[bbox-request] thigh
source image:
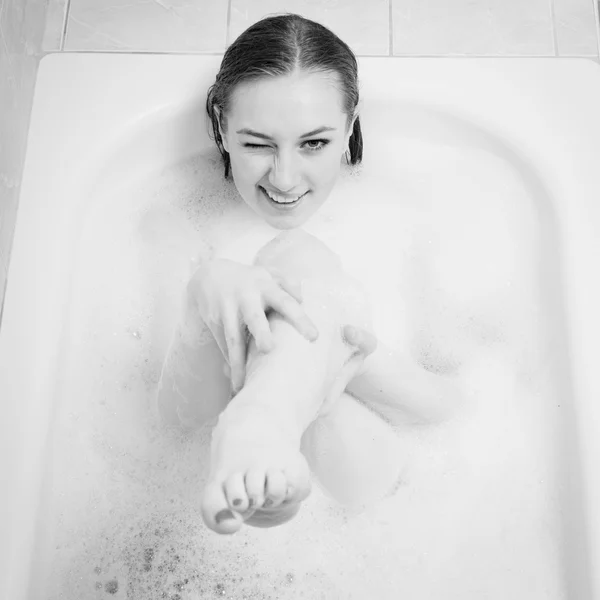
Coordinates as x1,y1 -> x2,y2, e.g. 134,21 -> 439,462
156,297 -> 231,430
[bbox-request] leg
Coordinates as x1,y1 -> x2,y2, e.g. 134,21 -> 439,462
301,392 -> 407,507
156,290 -> 231,431
154,228 -> 366,432
201,230 -> 374,533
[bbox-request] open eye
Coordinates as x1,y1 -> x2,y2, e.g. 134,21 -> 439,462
303,139 -> 330,152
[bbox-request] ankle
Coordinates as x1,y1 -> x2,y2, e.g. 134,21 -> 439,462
214,395 -> 303,445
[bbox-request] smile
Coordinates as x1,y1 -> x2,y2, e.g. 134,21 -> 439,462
260,186 -> 307,207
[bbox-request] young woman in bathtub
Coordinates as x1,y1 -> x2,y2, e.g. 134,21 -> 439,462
157,13 -> 460,535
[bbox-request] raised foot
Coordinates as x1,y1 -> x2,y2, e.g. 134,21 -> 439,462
201,424 -> 311,535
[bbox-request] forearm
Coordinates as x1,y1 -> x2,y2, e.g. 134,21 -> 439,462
346,342 -> 461,424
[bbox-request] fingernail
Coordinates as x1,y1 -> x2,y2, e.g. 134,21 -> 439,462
232,498 -> 242,507
345,326 -> 356,342
248,498 -> 255,508
263,498 -> 274,508
215,509 -> 236,524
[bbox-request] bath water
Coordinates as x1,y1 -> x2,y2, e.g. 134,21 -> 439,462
41,133 -> 566,599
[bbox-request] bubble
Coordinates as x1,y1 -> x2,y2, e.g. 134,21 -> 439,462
43,123 -> 563,600
104,579 -> 119,594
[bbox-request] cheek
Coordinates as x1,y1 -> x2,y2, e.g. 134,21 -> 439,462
230,152 -> 264,185
314,151 -> 343,187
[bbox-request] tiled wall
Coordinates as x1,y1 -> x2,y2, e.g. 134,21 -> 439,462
41,0 -> 600,56
0,0 -> 47,322
1,0 -> 600,319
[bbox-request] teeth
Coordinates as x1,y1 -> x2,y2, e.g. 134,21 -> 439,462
263,188 -> 302,204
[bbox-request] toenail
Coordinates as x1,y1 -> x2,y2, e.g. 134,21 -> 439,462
232,498 -> 242,507
215,509 -> 236,524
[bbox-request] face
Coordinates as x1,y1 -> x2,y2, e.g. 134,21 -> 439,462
218,69 -> 355,229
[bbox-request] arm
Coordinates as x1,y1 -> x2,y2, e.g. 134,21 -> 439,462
345,339 -> 462,425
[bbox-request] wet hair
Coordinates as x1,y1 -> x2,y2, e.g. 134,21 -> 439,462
206,13 -> 363,178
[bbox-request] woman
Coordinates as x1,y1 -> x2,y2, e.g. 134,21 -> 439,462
157,13 -> 459,535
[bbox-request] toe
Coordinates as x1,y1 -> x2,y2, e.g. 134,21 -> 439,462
223,472 -> 249,512
264,469 -> 287,508
283,466 -> 312,504
244,469 -> 267,509
201,482 -> 244,535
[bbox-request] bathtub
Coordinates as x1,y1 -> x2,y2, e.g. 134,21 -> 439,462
1,53 -> 600,599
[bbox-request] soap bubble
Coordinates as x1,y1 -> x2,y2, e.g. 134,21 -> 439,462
43,115 -> 565,599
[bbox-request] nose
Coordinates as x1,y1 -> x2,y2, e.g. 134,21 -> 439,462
268,149 -> 301,192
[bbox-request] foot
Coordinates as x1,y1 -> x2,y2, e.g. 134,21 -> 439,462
200,413 -> 311,534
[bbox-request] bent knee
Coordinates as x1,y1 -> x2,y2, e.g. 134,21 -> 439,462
256,230 -> 372,329
303,275 -> 372,331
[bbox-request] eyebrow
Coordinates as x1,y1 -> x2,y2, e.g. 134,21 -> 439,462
236,126 -> 337,140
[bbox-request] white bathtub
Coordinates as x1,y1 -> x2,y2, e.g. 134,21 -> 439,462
1,54 -> 600,599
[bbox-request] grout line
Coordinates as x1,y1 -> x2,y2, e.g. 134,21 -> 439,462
60,0 -> 73,51
389,0 -> 393,56
225,0 -> 232,47
55,48 -> 599,58
549,0 -> 558,56
594,0 -> 600,58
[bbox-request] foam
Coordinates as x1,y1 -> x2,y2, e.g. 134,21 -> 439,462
43,138 -> 566,599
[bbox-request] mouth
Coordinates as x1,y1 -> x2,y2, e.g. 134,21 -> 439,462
259,186 -> 308,209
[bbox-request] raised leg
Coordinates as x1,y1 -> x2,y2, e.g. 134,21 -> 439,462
200,230 -> 375,533
157,229 -> 432,532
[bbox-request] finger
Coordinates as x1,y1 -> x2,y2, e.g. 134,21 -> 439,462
269,269 -> 303,304
344,325 -> 378,356
240,297 -> 274,354
222,304 -> 246,393
265,289 -> 319,342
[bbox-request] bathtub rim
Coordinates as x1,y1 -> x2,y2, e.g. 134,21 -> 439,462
1,54 -> 600,599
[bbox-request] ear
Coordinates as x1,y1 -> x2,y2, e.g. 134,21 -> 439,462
214,107 -> 229,152
344,111 -> 359,154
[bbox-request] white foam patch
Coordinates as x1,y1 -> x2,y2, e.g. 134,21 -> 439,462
44,136 -> 566,599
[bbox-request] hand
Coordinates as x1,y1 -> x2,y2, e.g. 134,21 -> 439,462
343,325 -> 378,360
189,258 -> 319,393
321,325 -> 378,411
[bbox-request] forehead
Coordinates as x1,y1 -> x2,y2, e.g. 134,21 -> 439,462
227,70 -> 346,134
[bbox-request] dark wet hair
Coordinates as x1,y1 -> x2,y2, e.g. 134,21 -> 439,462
206,13 -> 363,178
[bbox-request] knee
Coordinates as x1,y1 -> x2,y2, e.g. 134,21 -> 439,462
254,230 -> 341,278
256,230 -> 372,330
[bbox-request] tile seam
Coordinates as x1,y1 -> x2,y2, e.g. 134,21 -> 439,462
389,0 -> 393,56
60,0 -> 72,51
549,0 -> 559,56
225,0 -> 231,48
594,0 -> 600,57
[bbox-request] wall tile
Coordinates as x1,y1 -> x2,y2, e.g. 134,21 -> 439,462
229,0 -> 389,55
64,0 -> 229,53
392,0 -> 554,56
0,0 -> 46,319
554,0 -> 598,56
42,0 -> 67,51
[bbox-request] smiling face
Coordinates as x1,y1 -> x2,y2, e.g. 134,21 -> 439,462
218,69 -> 355,229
